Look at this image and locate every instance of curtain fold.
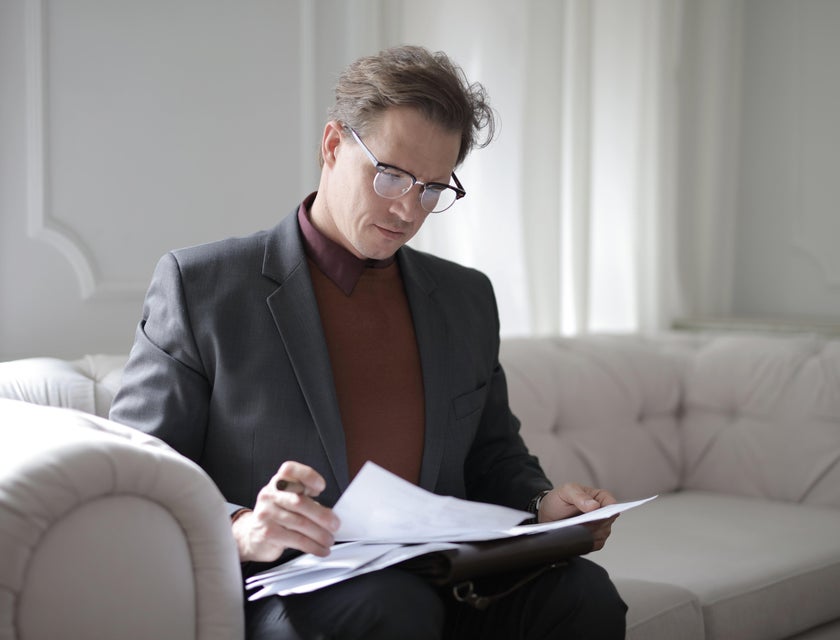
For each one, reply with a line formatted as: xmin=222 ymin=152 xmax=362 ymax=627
xmin=392 ymin=0 xmax=700 ymax=336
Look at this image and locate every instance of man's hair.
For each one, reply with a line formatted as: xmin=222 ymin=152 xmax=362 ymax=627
xmin=324 ymin=45 xmax=495 ymax=167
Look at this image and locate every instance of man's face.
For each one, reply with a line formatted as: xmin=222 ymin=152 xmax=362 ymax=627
xmin=317 ymin=107 xmax=462 ymax=261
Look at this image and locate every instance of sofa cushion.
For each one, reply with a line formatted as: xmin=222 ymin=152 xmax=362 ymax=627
xmin=789 ymin=619 xmax=840 ymax=639
xmin=614 ymin=578 xmax=704 ymax=640
xmin=501 ymin=336 xmax=689 ymax=501
xmin=682 ymin=335 xmax=840 ymax=508
xmin=592 ymin=491 xmax=840 ymax=640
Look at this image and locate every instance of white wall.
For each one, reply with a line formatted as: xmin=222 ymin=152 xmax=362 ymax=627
xmin=2 ymin=0 xmax=839 ymax=360
xmin=731 ymin=0 xmax=840 ymax=319
xmin=0 ymin=0 xmax=390 ymax=360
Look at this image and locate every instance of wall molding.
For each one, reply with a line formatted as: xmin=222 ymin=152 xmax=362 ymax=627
xmin=24 ymin=0 xmax=378 ymax=302
xmin=25 ymin=0 xmax=146 ymax=300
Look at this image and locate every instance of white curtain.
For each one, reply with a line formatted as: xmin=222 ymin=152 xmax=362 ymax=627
xmin=392 ymin=1 xmax=535 ymax=335
xmin=387 ymin=0 xmax=693 ymax=336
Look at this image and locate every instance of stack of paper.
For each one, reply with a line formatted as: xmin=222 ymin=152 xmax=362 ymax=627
xmin=246 ymin=462 xmax=655 ymax=600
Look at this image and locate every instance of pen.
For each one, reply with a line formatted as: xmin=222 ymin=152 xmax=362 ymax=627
xmin=276 ymin=479 xmax=308 ymax=495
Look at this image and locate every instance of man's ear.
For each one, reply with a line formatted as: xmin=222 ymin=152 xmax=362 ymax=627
xmin=321 ymin=121 xmax=344 ymax=168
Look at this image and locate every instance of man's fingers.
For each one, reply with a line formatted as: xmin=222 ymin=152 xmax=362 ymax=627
xmin=265 ymin=500 xmax=338 ymax=547
xmin=269 ymin=489 xmax=341 ymax=534
xmin=268 ymin=460 xmax=341 ymax=535
xmin=558 ymin=483 xmax=617 ymax=512
xmin=274 ymin=461 xmax=327 ymax=498
xmin=275 ymin=527 xmax=333 ymax=558
xmin=552 ymin=485 xmax=598 ymax=513
xmin=260 ymin=515 xmax=335 ymax=557
xmin=276 ymin=478 xmax=307 ymax=494
xmin=246 ymin=496 xmax=338 ymax=557
xmin=584 ymin=514 xmax=618 ymax=551
xmin=234 ymin=510 xmax=333 ymax=562
xmin=234 ymin=463 xmax=341 ymax=564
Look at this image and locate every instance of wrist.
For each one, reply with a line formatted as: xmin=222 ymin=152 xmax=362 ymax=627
xmin=231 ymin=507 xmax=252 ymax=524
xmin=230 ymin=509 xmax=255 ymax=562
xmin=527 ymin=489 xmax=552 ymax=522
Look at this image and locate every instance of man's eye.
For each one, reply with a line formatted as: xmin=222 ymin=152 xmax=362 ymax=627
xmin=381 ymin=170 xmax=407 ymax=183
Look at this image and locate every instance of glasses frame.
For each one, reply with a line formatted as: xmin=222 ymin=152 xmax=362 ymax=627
xmin=345 ymin=125 xmax=466 ymax=213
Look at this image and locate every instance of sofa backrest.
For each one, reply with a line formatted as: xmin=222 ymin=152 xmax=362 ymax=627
xmin=679 ymin=334 xmax=840 ymax=508
xmin=3 ymin=334 xmax=839 ymax=509
xmin=502 ymin=333 xmax=840 ymax=508
xmin=0 ymin=355 xmax=127 ymax=418
xmin=500 ymin=335 xmax=695 ymax=502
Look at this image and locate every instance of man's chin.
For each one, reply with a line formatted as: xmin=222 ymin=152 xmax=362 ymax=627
xmin=354 ymin=240 xmax=401 ymax=262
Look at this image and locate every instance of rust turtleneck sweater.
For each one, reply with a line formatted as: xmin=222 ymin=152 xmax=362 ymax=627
xmin=297 ymin=196 xmax=425 ymax=484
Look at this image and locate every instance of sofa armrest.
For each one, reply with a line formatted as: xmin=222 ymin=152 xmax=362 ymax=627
xmin=0 ymin=398 xmax=244 ymax=640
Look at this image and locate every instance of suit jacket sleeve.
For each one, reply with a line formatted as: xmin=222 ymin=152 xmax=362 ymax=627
xmin=462 ymin=294 xmax=552 ymax=511
xmin=110 ymin=253 xmax=242 ymax=516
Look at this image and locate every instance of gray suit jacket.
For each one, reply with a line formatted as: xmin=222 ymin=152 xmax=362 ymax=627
xmin=110 ymin=208 xmax=550 ymax=516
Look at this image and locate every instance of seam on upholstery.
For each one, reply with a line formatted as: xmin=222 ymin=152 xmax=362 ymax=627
xmin=702 ymin=556 xmax=840 ymax=608
xmin=570 ymin=440 xmax=601 ymax=487
xmin=500 ymin=358 xmax=555 ymax=433
xmin=628 ymin=595 xmax=703 ymax=628
xmin=800 ymin=450 xmax=840 ymax=504
xmin=682 ymin=407 xmax=733 ymax=479
xmin=700 ymin=560 xmax=840 ymax=638
xmin=635 ymin=421 xmax=683 ymax=481
xmin=573 ymin=344 xmax=645 ymax=419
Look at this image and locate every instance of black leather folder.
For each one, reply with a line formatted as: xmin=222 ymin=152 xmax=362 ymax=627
xmin=396 ymin=524 xmax=594 ymax=586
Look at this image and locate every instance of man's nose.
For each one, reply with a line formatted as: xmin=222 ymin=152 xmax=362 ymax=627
xmin=390 ymin=188 xmax=422 ymax=223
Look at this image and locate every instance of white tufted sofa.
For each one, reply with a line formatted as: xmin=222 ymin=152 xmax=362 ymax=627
xmin=2 ymin=333 xmax=840 ymax=640
xmin=0 ymin=356 xmax=244 ymax=640
xmin=501 ymin=332 xmax=840 ymax=640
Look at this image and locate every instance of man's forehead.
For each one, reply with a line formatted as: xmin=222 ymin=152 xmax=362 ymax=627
xmin=363 ymin=108 xmax=461 ymax=177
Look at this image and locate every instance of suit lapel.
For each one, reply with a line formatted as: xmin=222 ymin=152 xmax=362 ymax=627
xmin=398 ymin=248 xmax=450 ymax=493
xmin=261 ymin=214 xmax=451 ymax=495
xmin=262 ymin=213 xmax=350 ymax=492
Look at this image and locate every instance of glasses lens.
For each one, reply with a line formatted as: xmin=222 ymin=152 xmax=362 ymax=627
xmin=373 ymin=168 xmax=413 ymax=198
xmin=421 ymin=185 xmax=457 ymax=213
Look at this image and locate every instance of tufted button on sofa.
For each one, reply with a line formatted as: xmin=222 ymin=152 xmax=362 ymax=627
xmin=501 ymin=333 xmax=840 ymax=640
xmin=2 ymin=332 xmax=840 ymax=639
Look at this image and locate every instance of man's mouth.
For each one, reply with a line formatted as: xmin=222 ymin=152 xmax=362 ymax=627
xmin=375 ymin=225 xmax=406 ymax=239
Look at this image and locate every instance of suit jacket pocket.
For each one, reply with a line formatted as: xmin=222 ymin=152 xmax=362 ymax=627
xmin=453 ymin=383 xmax=489 ymax=422
xmin=449 ymin=384 xmax=490 ymax=461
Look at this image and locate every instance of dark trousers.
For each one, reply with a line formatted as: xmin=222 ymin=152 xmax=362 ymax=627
xmin=245 ymin=557 xmax=627 ymax=639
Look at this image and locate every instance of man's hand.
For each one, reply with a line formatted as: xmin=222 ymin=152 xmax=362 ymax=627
xmin=537 ymin=483 xmax=618 ymax=551
xmin=232 ymin=461 xmax=341 ymax=563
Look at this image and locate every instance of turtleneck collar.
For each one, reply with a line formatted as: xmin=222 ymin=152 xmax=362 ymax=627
xmin=296 ymin=193 xmax=396 ymax=296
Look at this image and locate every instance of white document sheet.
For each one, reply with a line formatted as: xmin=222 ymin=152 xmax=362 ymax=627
xmin=247 ymin=542 xmax=401 ymax=599
xmin=246 ymin=541 xmax=459 ymax=599
xmin=246 ymin=462 xmax=657 ymax=599
xmin=506 ymin=495 xmax=658 ymax=536
xmin=333 ymin=461 xmax=533 ymax=542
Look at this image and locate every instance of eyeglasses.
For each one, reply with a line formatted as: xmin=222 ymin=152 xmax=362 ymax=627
xmin=345 ymin=126 xmax=466 ymax=213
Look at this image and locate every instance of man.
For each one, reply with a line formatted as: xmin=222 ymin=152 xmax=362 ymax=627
xmin=111 ymin=45 xmax=626 ymax=639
